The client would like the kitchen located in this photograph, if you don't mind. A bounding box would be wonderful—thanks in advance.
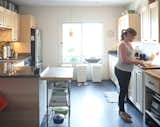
[0,0,160,127]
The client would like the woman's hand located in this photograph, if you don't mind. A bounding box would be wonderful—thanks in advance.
[139,60,152,67]
[139,60,146,67]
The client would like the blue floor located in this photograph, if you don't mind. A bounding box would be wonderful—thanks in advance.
[41,80,148,127]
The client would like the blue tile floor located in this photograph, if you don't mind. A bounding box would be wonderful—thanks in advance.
[41,80,148,127]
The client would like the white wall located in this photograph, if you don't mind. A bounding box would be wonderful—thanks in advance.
[19,6,125,79]
[128,0,147,11]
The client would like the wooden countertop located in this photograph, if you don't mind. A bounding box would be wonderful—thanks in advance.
[40,66,73,80]
[144,69,160,79]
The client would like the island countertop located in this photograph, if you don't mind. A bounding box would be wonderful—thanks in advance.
[40,66,73,80]
[144,69,160,79]
[0,61,38,78]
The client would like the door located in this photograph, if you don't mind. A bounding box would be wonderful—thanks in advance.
[61,23,103,64]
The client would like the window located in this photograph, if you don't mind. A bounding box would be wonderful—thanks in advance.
[62,23,103,64]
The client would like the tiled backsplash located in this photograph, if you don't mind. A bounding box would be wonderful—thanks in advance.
[133,42,160,60]
[0,41,30,58]
[13,42,30,53]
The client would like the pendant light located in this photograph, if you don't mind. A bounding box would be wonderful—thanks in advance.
[69,28,73,37]
[69,8,73,37]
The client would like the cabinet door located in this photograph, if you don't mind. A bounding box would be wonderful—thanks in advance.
[141,5,150,42]
[31,15,37,28]
[12,13,20,41]
[20,15,31,43]
[135,69,143,112]
[109,55,113,80]
[149,1,159,43]
[118,15,128,41]
[0,7,4,26]
[109,55,119,90]
[112,56,118,87]
[118,14,140,42]
[3,9,12,28]
[128,69,136,104]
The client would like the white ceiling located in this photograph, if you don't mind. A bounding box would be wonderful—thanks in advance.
[13,0,134,7]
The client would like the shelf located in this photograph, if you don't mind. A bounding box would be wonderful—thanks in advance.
[49,90,69,107]
[146,110,160,126]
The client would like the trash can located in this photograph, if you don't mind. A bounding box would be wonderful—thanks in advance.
[91,64,102,82]
[76,64,87,83]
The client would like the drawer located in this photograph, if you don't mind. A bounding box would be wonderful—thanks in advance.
[144,73,160,94]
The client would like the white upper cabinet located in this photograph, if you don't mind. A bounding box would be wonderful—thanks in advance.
[141,1,160,43]
[118,14,140,42]
[141,5,150,42]
[149,1,159,43]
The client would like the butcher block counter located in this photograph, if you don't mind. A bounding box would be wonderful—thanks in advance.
[144,69,160,79]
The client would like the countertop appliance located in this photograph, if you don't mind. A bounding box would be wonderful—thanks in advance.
[31,28,42,69]
[3,45,13,59]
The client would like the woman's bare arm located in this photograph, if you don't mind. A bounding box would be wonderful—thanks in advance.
[119,43,144,66]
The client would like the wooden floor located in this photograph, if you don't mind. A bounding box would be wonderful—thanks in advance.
[41,80,148,127]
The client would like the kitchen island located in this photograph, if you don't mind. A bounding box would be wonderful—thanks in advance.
[0,62,73,127]
[40,66,73,127]
[0,61,46,127]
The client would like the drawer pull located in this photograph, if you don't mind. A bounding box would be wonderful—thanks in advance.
[148,81,154,86]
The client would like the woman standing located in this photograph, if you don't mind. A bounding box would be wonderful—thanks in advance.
[115,28,146,123]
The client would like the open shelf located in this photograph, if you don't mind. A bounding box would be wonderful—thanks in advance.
[146,110,160,126]
[47,81,70,127]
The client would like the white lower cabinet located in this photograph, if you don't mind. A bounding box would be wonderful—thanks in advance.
[108,54,119,91]
[129,66,144,113]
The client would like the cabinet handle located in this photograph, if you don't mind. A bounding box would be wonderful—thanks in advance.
[148,81,154,86]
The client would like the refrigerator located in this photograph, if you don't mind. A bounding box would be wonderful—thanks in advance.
[31,28,42,68]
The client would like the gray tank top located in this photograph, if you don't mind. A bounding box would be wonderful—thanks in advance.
[115,42,134,72]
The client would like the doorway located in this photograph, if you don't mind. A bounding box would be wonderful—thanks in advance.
[62,23,103,64]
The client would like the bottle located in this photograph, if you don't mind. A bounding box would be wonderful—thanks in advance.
[11,62,14,72]
[3,46,7,59]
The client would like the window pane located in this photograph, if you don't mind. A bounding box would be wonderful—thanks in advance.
[62,23,103,63]
[82,23,103,58]
[63,23,81,56]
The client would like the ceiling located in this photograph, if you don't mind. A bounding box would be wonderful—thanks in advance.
[13,0,134,7]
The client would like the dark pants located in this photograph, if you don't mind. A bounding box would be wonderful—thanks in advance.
[114,67,131,112]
